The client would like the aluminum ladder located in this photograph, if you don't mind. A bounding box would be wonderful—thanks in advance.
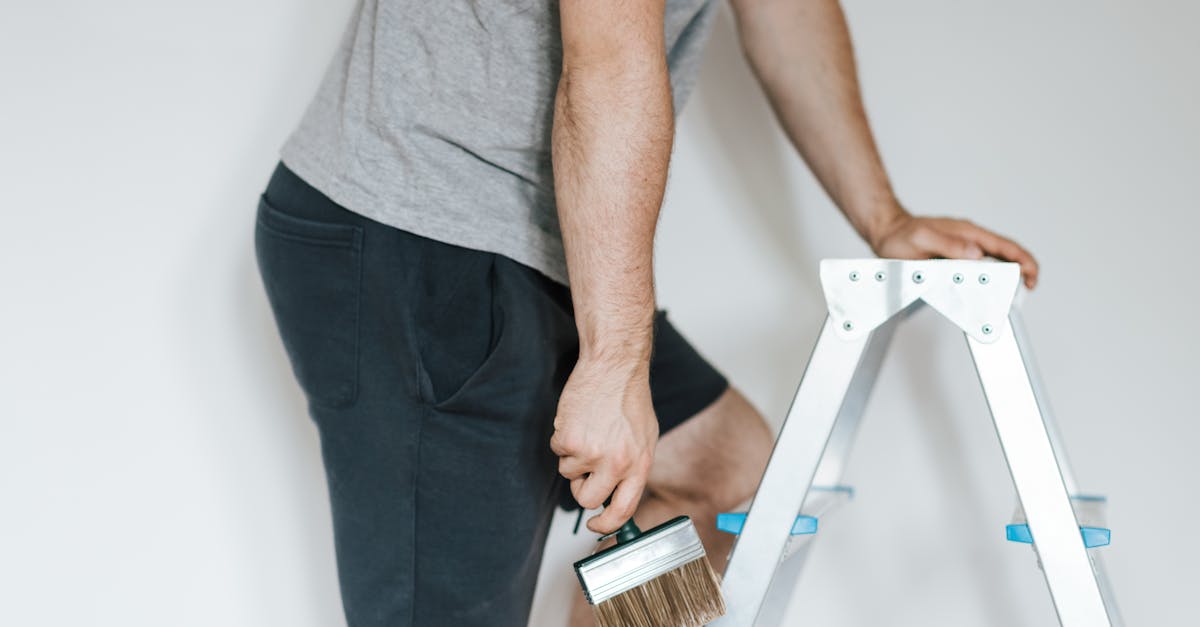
[711,258,1121,626]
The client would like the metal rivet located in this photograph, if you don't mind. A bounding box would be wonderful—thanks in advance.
[982,324,993,335]
[843,321,854,331]
[912,271,925,284]
[979,273,990,285]
[952,273,964,284]
[874,271,887,282]
[849,271,860,282]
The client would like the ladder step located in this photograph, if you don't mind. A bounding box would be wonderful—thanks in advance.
[804,485,855,517]
[1007,494,1111,548]
[716,485,854,536]
[717,512,817,536]
[1005,523,1111,548]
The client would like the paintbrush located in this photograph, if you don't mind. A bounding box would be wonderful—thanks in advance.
[574,515,725,627]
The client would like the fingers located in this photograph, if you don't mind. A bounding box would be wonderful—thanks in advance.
[561,450,651,532]
[587,475,644,534]
[558,455,588,481]
[572,471,618,511]
[952,222,1040,289]
[911,223,983,260]
[873,214,1042,290]
[549,429,570,457]
[901,218,1039,290]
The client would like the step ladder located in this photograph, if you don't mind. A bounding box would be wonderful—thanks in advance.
[711,258,1122,627]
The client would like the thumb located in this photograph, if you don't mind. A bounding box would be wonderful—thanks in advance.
[586,477,643,535]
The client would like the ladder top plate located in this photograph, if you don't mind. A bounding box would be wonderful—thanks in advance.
[820,258,1022,343]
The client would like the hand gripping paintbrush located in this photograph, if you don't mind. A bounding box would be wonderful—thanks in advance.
[574,515,726,627]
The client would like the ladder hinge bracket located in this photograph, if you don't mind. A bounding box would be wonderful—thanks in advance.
[820,259,1022,343]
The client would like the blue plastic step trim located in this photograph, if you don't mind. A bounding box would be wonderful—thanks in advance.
[1005,524,1111,548]
[717,512,818,536]
[809,485,856,497]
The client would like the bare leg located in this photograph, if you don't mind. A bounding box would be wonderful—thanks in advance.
[568,387,774,627]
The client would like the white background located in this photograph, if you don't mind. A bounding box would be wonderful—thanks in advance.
[2,1,1196,625]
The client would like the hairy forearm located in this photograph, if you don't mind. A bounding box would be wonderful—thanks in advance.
[552,57,673,365]
[734,0,904,245]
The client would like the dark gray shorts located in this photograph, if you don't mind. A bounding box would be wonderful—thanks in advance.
[255,163,728,627]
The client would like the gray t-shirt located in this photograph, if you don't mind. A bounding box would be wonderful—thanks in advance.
[281,0,717,285]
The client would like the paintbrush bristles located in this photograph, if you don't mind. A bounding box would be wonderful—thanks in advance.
[593,557,726,627]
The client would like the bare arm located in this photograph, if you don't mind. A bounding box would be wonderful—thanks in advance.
[732,0,1039,287]
[548,0,673,534]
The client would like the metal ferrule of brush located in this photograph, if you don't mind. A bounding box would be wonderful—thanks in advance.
[574,516,707,605]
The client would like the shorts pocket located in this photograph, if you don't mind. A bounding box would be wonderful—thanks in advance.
[420,256,564,419]
[411,246,505,411]
[426,304,508,413]
[255,196,363,408]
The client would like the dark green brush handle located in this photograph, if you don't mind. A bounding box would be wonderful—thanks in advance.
[613,519,642,544]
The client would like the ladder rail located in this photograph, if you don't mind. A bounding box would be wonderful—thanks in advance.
[813,310,904,487]
[1007,306,1124,625]
[1007,306,1078,494]
[752,309,903,626]
[967,319,1111,625]
[752,540,815,627]
[712,317,873,627]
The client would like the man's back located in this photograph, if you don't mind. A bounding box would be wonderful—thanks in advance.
[281,0,716,284]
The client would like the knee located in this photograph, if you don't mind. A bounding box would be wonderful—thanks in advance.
[648,388,775,513]
[711,398,774,509]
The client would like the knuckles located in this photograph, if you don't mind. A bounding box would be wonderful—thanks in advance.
[550,430,586,456]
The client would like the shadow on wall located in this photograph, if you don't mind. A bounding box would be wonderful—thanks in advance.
[173,0,352,624]
[175,204,342,625]
[176,169,344,619]
[670,6,828,414]
[688,7,818,292]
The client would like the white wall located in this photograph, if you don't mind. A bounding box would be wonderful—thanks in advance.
[1,1,1195,625]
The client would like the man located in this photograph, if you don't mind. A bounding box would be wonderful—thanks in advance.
[253,0,1039,626]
